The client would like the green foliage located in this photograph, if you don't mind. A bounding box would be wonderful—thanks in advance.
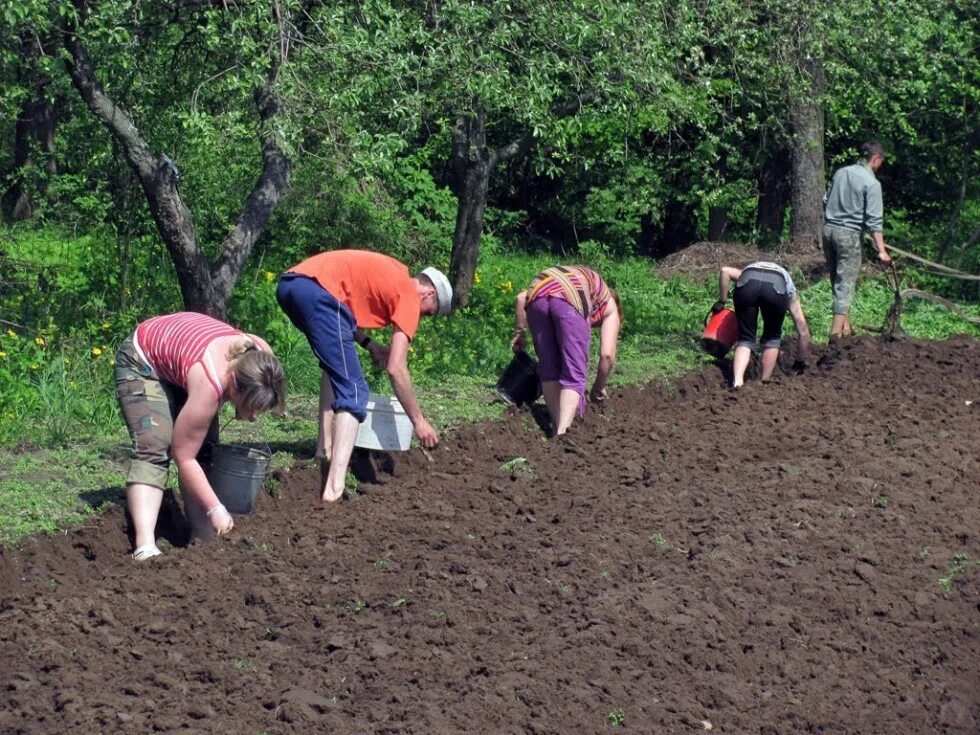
[0,324,117,446]
[938,553,971,597]
[499,457,536,479]
[606,708,626,727]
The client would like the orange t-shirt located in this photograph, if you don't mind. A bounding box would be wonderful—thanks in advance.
[288,250,421,338]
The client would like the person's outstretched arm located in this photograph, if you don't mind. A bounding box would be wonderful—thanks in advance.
[511,290,529,351]
[788,295,811,366]
[386,329,438,448]
[171,375,233,535]
[354,327,389,367]
[590,305,621,402]
[717,266,742,306]
[865,182,891,263]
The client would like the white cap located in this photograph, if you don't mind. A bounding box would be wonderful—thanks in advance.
[421,267,453,315]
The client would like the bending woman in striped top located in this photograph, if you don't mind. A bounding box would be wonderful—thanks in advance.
[114,312,285,560]
[512,266,622,436]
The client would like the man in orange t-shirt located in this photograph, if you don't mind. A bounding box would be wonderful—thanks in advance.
[277,249,452,503]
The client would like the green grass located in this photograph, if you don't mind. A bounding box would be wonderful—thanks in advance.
[606,708,626,727]
[938,553,972,597]
[0,445,126,546]
[1,245,978,545]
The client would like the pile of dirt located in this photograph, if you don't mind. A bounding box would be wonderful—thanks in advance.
[1,336,978,734]
[658,240,828,284]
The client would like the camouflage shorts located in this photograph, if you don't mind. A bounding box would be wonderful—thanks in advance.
[114,336,216,488]
[822,225,862,315]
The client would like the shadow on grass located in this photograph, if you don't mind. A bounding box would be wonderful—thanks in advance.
[79,486,125,510]
[264,440,315,458]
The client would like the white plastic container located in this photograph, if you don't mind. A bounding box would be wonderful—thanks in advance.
[355,394,413,451]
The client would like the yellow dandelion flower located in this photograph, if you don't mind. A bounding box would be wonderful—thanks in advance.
[474,271,481,284]
[91,347,103,357]
[35,336,45,346]
[0,350,6,358]
[264,270,275,282]
[102,321,111,329]
[6,329,17,339]
[30,362,40,370]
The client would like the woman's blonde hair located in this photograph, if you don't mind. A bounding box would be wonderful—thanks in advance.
[228,341,286,415]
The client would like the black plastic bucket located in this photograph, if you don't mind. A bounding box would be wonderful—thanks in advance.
[206,443,271,515]
[496,350,541,407]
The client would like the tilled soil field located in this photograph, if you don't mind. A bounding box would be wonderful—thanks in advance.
[1,336,978,734]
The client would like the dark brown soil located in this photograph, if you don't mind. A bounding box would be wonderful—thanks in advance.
[2,336,978,734]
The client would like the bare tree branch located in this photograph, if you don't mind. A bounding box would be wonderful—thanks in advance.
[212,70,293,303]
[495,91,596,163]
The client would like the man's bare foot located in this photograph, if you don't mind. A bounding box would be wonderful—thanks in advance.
[321,484,343,503]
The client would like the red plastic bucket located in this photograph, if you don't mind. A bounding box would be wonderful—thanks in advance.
[701,307,738,358]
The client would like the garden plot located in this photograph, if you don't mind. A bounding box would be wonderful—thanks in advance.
[1,336,978,734]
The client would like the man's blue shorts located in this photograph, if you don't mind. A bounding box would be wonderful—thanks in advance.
[277,273,369,422]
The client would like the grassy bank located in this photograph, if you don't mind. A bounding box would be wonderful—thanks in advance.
[1,243,978,545]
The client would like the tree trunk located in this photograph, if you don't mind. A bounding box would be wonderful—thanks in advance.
[6,88,56,222]
[756,149,790,245]
[707,207,730,242]
[62,10,292,320]
[447,95,592,309]
[788,57,825,252]
[707,150,730,241]
[645,199,698,258]
[448,162,492,309]
[448,109,494,309]
[661,200,698,255]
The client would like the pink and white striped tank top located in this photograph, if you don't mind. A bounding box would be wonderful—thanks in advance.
[134,312,241,398]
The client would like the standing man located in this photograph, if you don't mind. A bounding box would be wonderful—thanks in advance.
[822,140,892,339]
[276,249,452,503]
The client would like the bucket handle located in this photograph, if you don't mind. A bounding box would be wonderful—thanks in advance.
[704,301,729,326]
[215,416,271,458]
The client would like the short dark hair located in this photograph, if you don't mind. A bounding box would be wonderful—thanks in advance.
[860,140,885,160]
